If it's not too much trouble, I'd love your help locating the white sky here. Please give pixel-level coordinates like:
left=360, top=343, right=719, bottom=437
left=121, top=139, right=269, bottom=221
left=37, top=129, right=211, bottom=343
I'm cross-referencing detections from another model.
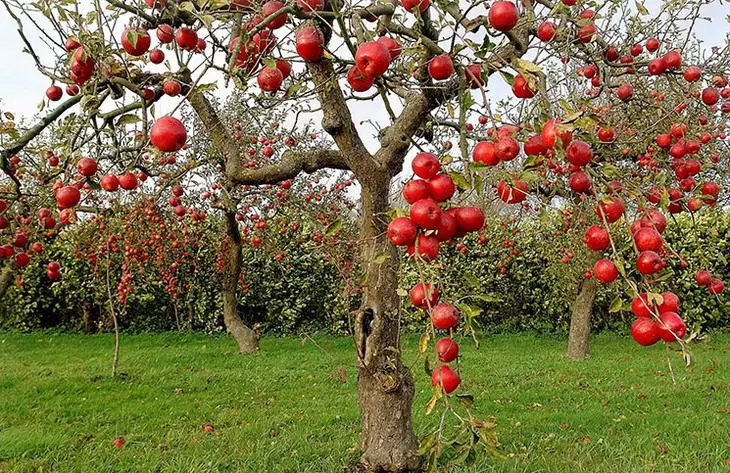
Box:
left=1, top=0, right=728, bottom=152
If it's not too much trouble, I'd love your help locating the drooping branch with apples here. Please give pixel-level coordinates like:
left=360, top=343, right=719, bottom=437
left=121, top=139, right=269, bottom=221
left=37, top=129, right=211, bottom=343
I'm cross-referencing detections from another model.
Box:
left=1, top=0, right=729, bottom=470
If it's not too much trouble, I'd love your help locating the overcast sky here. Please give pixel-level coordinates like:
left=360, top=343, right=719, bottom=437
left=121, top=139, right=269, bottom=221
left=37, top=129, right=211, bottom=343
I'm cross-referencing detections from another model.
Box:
left=1, top=1, right=728, bottom=147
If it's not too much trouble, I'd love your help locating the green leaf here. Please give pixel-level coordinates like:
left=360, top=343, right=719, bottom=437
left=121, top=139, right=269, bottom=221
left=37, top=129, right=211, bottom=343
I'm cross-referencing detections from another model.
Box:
left=116, top=114, right=140, bottom=126
left=608, top=296, right=623, bottom=313
left=325, top=218, right=342, bottom=236
left=196, top=82, right=218, bottom=93
left=419, top=332, right=430, bottom=353
left=449, top=171, right=470, bottom=191
left=602, top=163, right=621, bottom=179
left=635, top=0, right=649, bottom=15
left=372, top=252, right=390, bottom=264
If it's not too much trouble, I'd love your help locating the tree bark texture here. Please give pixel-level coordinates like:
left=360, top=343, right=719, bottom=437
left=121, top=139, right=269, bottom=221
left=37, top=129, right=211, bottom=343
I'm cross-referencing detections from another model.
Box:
left=223, top=211, right=259, bottom=354
left=566, top=276, right=598, bottom=360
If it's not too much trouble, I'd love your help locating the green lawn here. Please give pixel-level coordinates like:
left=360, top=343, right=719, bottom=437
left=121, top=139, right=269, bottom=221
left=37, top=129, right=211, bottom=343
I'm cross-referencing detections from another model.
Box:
left=0, top=332, right=728, bottom=472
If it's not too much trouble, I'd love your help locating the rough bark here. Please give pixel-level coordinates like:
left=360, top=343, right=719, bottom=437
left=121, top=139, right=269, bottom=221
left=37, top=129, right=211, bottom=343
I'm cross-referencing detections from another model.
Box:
left=223, top=211, right=259, bottom=354
left=0, top=266, right=15, bottom=300
left=566, top=276, right=598, bottom=360
left=354, top=175, right=419, bottom=472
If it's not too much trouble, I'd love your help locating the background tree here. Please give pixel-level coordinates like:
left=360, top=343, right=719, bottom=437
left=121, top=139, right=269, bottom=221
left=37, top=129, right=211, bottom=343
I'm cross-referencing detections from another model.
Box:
left=1, top=0, right=728, bottom=471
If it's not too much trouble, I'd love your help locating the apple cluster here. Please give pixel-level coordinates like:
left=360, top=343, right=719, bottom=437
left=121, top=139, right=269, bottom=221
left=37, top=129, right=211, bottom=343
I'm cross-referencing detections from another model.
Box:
left=388, top=153, right=485, bottom=395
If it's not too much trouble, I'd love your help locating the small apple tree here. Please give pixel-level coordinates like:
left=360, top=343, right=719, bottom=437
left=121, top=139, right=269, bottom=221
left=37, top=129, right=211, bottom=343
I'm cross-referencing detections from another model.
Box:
left=1, top=0, right=729, bottom=470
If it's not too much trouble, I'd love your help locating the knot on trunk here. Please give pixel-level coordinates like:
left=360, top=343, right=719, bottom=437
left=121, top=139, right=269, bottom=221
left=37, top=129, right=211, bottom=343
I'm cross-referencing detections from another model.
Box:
left=374, top=368, right=401, bottom=393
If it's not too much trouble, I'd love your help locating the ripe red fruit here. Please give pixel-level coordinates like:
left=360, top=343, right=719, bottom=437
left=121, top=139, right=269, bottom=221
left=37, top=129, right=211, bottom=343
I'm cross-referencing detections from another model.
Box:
left=473, top=141, right=498, bottom=165
left=683, top=66, right=701, bottom=82
left=636, top=250, right=663, bottom=275
left=46, top=85, right=62, bottom=101
left=597, top=127, right=616, bottom=142
left=56, top=186, right=80, bottom=209
left=76, top=157, right=98, bottom=177
left=496, top=179, right=528, bottom=204
left=119, top=172, right=138, bottom=190
left=202, top=423, right=215, bottom=433
left=646, top=37, right=659, bottom=52
left=407, top=234, right=440, bottom=261
left=64, top=37, right=81, bottom=52
left=663, top=50, right=682, bottom=70
left=387, top=217, right=417, bottom=246
left=427, top=174, right=455, bottom=202
left=430, top=303, right=459, bottom=330
left=149, top=48, right=165, bottom=64
left=428, top=55, right=454, bottom=80
left=347, top=66, right=374, bottom=92
left=631, top=318, right=660, bottom=346
left=412, top=152, right=440, bottom=178
left=48, top=261, right=61, bottom=273
left=465, top=64, right=484, bottom=89
left=401, top=0, right=429, bottom=13
left=565, top=140, right=592, bottom=166
left=617, top=84, right=634, bottom=101
left=583, top=226, right=610, bottom=251
left=488, top=1, right=518, bottom=32
left=640, top=209, right=667, bottom=233
left=257, top=66, right=284, bottom=92
left=101, top=175, right=119, bottom=192
left=261, top=0, right=288, bottom=29
left=647, top=57, right=666, bottom=75
left=296, top=0, right=324, bottom=11
left=593, top=259, right=618, bottom=283
left=657, top=312, right=686, bottom=341
left=410, top=283, right=439, bottom=309
left=453, top=207, right=484, bottom=233
left=701, top=87, right=720, bottom=105
left=295, top=26, right=324, bottom=62
left=121, top=28, right=151, bottom=56
left=402, top=180, right=430, bottom=204
left=536, top=21, right=556, bottom=42
left=658, top=292, right=679, bottom=314
left=355, top=41, right=391, bottom=78
left=175, top=27, right=198, bottom=50
left=275, top=59, right=292, bottom=79
left=14, top=252, right=30, bottom=267
left=163, top=80, right=182, bottom=96
left=150, top=116, right=187, bottom=152
left=695, top=270, right=712, bottom=286
left=376, top=36, right=401, bottom=59
left=708, top=279, right=725, bottom=295
left=435, top=213, right=457, bottom=242
left=410, top=198, right=442, bottom=230
left=431, top=366, right=460, bottom=394
left=576, top=23, right=596, bottom=43
left=512, top=74, right=535, bottom=98
left=112, top=437, right=125, bottom=448
left=435, top=337, right=459, bottom=362
left=157, top=24, right=174, bottom=43
left=495, top=136, right=520, bottom=161
left=523, top=135, right=547, bottom=156
left=633, top=228, right=663, bottom=252
left=596, top=197, right=624, bottom=223
left=569, top=171, right=591, bottom=193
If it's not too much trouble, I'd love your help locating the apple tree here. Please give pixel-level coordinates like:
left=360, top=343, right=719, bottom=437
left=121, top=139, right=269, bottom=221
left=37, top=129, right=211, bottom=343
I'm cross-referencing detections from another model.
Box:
left=1, top=0, right=729, bottom=470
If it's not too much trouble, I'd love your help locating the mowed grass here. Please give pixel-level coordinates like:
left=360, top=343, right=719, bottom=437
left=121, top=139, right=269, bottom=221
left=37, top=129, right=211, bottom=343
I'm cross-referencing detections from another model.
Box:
left=0, top=332, right=728, bottom=473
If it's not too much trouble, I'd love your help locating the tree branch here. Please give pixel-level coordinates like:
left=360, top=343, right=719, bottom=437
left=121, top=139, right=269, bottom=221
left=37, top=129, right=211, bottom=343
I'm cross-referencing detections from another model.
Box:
left=306, top=59, right=374, bottom=175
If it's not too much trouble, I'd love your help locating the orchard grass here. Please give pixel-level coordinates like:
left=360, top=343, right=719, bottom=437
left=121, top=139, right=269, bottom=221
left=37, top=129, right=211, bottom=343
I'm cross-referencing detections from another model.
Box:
left=0, top=331, right=728, bottom=472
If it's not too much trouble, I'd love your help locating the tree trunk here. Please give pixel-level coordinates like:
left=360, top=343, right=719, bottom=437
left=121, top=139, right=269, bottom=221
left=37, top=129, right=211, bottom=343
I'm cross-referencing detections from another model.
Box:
left=0, top=266, right=14, bottom=299
left=354, top=175, right=419, bottom=472
left=82, top=302, right=96, bottom=334
left=566, top=276, right=598, bottom=360
left=223, top=211, right=259, bottom=354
